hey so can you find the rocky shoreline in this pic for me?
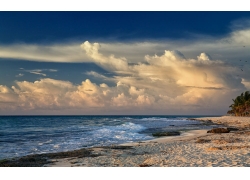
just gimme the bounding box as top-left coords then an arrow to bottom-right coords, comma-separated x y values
191,116 -> 250,130
1,116 -> 250,167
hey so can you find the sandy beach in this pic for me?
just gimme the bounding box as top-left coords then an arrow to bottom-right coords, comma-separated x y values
1,116 -> 250,167
43,116 -> 250,167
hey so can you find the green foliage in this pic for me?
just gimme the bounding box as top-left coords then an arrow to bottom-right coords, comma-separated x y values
227,91 -> 250,116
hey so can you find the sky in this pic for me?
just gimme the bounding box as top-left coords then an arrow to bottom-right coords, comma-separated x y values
1,11 -> 250,115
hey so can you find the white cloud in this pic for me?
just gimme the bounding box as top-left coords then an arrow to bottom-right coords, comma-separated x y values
197,53 -> 211,61
81,41 -> 129,72
1,24 -> 250,66
19,68 -> 58,77
0,45 -> 247,114
1,78 -> 150,113
0,85 -> 18,111
242,78 -> 250,90
86,71 -> 111,80
0,43 -> 87,62
16,73 -> 24,77
48,69 -> 58,72
1,21 -> 250,114
28,70 -> 47,76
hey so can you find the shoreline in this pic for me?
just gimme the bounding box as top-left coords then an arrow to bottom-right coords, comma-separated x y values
191,116 -> 250,129
121,129 -> 211,146
45,128 -> 216,167
0,128 -> 212,167
2,116 -> 250,167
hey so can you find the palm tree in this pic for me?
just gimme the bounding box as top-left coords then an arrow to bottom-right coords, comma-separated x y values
244,99 -> 250,116
228,91 -> 250,116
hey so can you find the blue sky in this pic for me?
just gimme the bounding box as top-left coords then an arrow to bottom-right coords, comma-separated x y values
1,12 -> 250,115
1,12 -> 250,43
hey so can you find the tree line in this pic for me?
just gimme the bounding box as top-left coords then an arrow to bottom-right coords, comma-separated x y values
227,91 -> 250,116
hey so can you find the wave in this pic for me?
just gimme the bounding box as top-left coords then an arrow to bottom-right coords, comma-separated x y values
88,122 -> 152,145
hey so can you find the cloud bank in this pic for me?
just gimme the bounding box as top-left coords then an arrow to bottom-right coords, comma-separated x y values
1,42 -> 248,114
1,21 -> 250,114
1,25 -> 250,65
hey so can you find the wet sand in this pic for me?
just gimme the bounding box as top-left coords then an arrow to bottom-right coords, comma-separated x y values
46,116 -> 250,167
2,116 -> 250,167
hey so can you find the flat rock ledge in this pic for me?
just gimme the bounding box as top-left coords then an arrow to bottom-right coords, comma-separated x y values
152,131 -> 180,137
207,128 -> 230,133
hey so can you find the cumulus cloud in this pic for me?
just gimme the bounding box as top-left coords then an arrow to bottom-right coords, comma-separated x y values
197,53 -> 211,61
1,20 -> 250,114
0,44 -> 247,114
81,41 -> 129,72
0,85 -> 18,102
1,24 -> 250,65
0,85 -> 19,111
0,78 -> 155,113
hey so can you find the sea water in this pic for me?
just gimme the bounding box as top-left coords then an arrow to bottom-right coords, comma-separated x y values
0,115 -> 219,160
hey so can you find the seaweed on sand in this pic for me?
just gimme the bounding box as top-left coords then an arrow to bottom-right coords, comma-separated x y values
152,131 -> 180,137
0,148 -> 101,167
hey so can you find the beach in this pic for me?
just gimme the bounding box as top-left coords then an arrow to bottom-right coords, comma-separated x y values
45,116 -> 250,167
2,116 -> 250,167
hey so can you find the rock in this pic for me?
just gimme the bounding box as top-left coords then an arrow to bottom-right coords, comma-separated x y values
207,128 -> 230,133
102,146 -> 133,150
203,120 -> 214,125
139,164 -> 151,167
169,125 -> 175,126
152,131 -> 180,137
109,146 -> 133,150
0,148 -> 101,167
195,139 -> 211,143
227,127 -> 239,131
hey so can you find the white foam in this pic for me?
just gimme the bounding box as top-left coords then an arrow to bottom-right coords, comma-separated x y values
0,116 -> 205,160
88,122 -> 152,144
53,145 -> 60,148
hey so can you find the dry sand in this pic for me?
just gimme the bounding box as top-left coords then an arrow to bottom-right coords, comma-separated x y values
193,116 -> 250,129
42,116 -> 250,167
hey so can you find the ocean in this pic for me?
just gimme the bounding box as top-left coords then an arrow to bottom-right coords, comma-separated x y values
0,115 -> 219,160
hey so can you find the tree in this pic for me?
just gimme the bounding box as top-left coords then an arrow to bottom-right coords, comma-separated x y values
227,91 -> 250,116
